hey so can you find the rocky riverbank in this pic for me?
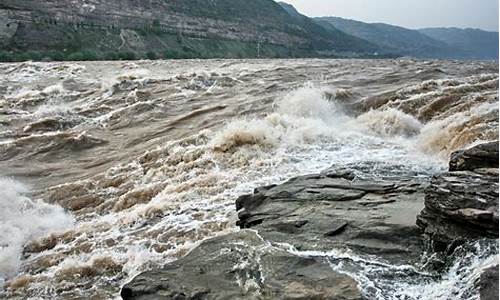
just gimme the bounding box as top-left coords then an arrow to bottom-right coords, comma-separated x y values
121,141 -> 499,300
417,141 -> 498,249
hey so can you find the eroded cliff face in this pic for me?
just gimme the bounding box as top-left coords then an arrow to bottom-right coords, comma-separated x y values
0,0 -> 376,58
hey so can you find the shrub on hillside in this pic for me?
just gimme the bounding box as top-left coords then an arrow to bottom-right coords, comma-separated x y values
67,50 -> 98,61
146,51 -> 157,60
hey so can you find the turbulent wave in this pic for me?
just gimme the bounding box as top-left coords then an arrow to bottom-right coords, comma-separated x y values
417,102 -> 499,157
0,178 -> 74,284
0,59 -> 497,299
212,84 -> 434,155
357,108 -> 423,137
211,85 -> 347,151
281,239 -> 498,300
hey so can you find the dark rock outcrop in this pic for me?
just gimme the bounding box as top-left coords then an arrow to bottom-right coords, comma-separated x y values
417,142 -> 499,249
235,173 -> 427,263
479,265 -> 499,300
449,141 -> 499,171
122,172 -> 429,299
121,230 -> 362,300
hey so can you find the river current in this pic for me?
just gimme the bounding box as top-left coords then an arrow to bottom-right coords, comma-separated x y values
0,59 -> 498,299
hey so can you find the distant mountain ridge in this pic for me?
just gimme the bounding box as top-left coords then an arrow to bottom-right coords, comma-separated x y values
0,1 -> 497,61
276,2 -> 383,57
316,16 -> 498,60
419,27 -> 499,60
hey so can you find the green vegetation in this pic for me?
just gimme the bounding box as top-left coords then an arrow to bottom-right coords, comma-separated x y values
66,50 -> 98,61
0,0 -> 389,62
0,50 -> 142,62
0,50 -> 60,62
0,28 -> 301,62
145,51 -> 157,60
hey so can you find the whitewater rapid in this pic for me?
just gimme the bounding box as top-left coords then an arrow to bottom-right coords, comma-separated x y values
0,59 -> 498,299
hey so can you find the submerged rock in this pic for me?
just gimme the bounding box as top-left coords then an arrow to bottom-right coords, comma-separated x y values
417,142 -> 499,250
121,230 -> 362,300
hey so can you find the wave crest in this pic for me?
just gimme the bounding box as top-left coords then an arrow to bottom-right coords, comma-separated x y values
211,85 -> 344,152
417,102 -> 499,157
357,108 -> 423,137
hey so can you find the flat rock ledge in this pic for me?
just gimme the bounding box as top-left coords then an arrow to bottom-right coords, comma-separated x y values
449,141 -> 499,172
121,230 -> 362,300
235,172 -> 427,263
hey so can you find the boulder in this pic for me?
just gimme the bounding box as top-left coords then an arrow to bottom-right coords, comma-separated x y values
449,141 -> 499,171
121,230 -> 362,300
479,265 -> 499,300
417,142 -> 499,249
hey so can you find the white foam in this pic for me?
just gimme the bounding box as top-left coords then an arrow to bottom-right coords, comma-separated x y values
211,84 -> 442,176
34,102 -> 72,117
211,85 -> 349,152
279,240 -> 498,300
6,88 -> 40,100
41,83 -> 65,95
0,178 -> 74,282
357,108 -> 423,137
274,84 -> 339,121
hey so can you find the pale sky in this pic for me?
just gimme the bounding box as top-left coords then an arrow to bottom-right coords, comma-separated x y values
282,0 -> 499,31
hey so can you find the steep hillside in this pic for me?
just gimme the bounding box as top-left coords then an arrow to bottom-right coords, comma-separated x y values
0,0 -> 379,61
316,16 -> 464,59
278,2 -> 384,57
278,2 -> 304,19
419,28 -> 499,60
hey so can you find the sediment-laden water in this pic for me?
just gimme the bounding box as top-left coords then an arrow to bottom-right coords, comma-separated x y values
0,59 -> 498,299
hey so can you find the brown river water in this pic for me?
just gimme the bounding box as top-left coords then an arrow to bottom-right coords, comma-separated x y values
0,59 -> 498,299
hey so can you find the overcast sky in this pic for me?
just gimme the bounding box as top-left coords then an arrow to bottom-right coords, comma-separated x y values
282,0 -> 499,31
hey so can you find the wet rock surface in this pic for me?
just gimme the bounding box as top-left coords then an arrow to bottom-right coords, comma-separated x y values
235,172 -> 427,263
417,142 -> 499,248
122,171 -> 430,299
479,265 -> 499,300
449,141 -> 499,171
121,230 -> 362,300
